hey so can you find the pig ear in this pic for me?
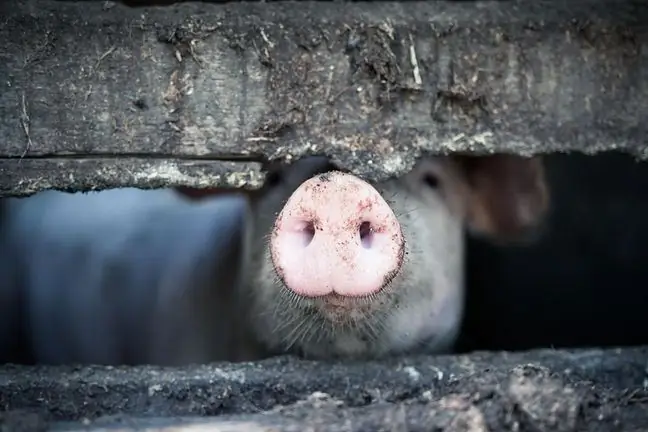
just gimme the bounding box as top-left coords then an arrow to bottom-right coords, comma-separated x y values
454,154 -> 550,241
173,187 -> 238,201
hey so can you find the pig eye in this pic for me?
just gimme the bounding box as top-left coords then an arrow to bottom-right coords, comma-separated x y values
422,173 -> 439,189
265,170 -> 283,188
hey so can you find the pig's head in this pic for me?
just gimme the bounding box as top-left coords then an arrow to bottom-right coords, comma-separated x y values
176,154 -> 548,360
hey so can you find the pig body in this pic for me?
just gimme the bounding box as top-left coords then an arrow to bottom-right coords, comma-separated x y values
0,188 -> 250,366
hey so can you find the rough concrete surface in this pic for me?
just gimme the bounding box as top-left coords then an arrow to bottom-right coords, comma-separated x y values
1,0 -> 648,194
0,347 -> 647,431
0,159 -> 264,196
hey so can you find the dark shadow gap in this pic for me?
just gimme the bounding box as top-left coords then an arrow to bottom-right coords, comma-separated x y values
459,151 -> 648,353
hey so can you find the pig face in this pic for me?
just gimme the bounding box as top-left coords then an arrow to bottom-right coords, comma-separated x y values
238,154 -> 548,360
175,154 -> 548,360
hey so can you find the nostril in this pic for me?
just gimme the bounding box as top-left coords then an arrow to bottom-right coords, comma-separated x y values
296,220 -> 316,247
359,221 -> 374,249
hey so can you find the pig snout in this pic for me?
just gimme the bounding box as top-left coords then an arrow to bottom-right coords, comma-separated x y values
270,171 -> 405,298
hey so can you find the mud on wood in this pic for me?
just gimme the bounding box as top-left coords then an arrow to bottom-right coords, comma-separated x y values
0,0 -> 647,194
0,347 -> 646,431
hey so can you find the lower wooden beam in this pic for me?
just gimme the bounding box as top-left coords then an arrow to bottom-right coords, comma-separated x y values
1,347 -> 646,431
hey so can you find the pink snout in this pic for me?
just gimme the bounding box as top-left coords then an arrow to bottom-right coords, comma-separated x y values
270,171 -> 404,298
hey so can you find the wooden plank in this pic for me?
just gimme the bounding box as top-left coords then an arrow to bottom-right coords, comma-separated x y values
0,158 -> 263,196
0,347 -> 646,431
1,0 -> 647,190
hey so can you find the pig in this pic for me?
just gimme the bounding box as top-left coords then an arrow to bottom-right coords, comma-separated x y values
178,154 -> 549,361
0,188 -> 251,366
1,153 -> 547,366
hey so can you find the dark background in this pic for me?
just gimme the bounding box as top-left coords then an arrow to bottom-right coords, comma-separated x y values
459,152 -> 648,353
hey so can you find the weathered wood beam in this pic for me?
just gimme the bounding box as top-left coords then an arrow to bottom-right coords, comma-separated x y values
1,0 -> 647,194
0,159 -> 263,195
1,347 -> 647,431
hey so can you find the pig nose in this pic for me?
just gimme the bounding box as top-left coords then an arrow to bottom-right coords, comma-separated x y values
270,171 -> 404,298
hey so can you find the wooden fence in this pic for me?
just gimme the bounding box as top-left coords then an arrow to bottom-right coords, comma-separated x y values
1,1 -> 648,430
